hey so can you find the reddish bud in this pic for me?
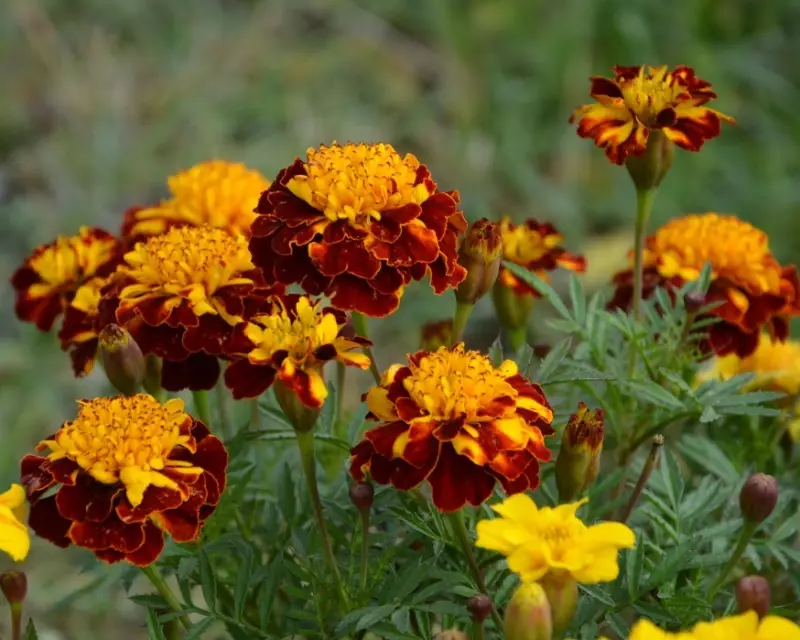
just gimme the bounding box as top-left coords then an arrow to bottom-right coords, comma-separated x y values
467,594 -> 493,622
420,320 -> 453,351
98,324 -> 145,395
0,571 -> 27,606
684,291 -> 707,314
740,473 -> 778,524
736,575 -> 771,619
555,403 -> 605,502
456,219 -> 502,305
349,482 -> 374,514
505,582 -> 553,640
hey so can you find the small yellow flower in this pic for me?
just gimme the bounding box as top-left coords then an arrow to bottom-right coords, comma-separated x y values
627,611 -> 800,640
475,494 -> 635,583
0,485 -> 30,562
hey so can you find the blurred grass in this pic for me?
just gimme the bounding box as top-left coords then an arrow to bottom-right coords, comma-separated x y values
1,0 -> 799,636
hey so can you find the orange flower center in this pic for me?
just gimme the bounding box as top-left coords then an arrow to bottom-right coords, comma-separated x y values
618,66 -> 686,125
500,218 -> 562,265
27,227 -> 117,298
118,226 -> 254,324
286,142 -> 431,226
402,345 -> 518,423
38,395 -> 201,507
130,161 -> 270,237
645,213 -> 783,295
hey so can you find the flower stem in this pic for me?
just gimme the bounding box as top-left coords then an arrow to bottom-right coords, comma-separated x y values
507,325 -> 528,352
295,429 -> 351,610
215,377 -> 231,439
445,510 -> 504,630
707,520 -> 759,599
451,302 -> 474,346
619,435 -> 664,523
359,509 -> 370,593
351,312 -> 381,383
141,565 -> 192,631
192,390 -> 211,428
629,187 -> 657,376
336,361 -> 346,428
250,398 -> 261,430
472,619 -> 485,640
8,603 -> 21,640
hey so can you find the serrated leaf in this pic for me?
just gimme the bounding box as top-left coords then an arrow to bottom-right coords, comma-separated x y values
502,261 -> 573,321
198,549 -> 217,612
537,338 -> 572,382
578,584 -> 615,606
677,435 -> 739,484
23,618 -> 38,640
773,511 -> 800,542
700,405 -> 720,423
234,545 -> 254,621
347,404 -> 369,445
355,605 -> 398,631
568,274 -> 586,325
320,380 -> 337,434
276,460 -> 296,523
622,380 -> 685,410
257,555 -> 283,629
660,450 -> 684,514
488,335 -> 504,366
185,617 -> 216,640
146,609 -> 168,640
626,530 -> 646,599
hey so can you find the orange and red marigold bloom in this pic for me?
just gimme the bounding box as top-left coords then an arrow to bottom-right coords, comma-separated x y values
100,224 -> 281,391
349,344 -> 554,512
121,160 -> 270,240
570,65 -> 734,165
249,142 -> 468,318
225,295 -> 371,406
21,395 -> 227,567
11,226 -> 121,333
58,277 -> 108,376
610,213 -> 800,357
497,216 -> 586,297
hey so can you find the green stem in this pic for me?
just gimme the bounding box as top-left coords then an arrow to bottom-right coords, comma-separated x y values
295,429 -> 351,610
192,390 -> 211,428
9,604 -> 21,640
619,435 -> 663,523
629,187 -> 657,376
445,510 -> 504,630
707,520 -> 759,599
507,325 -> 528,352
215,376 -> 231,439
335,361 -> 346,428
351,312 -> 381,384
359,510 -> 370,593
472,619 -> 485,640
451,302 -> 474,346
250,399 -> 261,430
141,565 -> 192,631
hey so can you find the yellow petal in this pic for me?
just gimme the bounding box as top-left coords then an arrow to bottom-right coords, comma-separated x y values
366,387 -> 397,421
0,484 -> 26,510
0,505 -> 29,562
582,521 -> 636,550
475,518 -> 531,555
506,545 -> 550,583
119,467 -> 179,508
759,615 -> 800,640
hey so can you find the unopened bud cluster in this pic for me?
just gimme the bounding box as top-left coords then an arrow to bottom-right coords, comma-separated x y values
555,403 -> 605,502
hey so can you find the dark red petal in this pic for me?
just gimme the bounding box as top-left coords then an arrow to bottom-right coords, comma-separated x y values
69,515 -> 146,554
124,521 -> 165,567
161,353 -> 220,391
427,444 -> 496,512
328,274 -> 402,318
28,495 -> 72,548
116,486 -> 185,523
56,477 -> 120,522
224,359 -> 277,399
20,455 -> 54,496
151,507 -> 201,543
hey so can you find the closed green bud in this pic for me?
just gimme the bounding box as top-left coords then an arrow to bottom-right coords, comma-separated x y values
555,403 -> 605,503
540,573 -> 578,638
98,324 -> 145,395
626,130 -> 674,191
274,379 -> 320,433
456,219 -> 502,305
505,582 -> 553,640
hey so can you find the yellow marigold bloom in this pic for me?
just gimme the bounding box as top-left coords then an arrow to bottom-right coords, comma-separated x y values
122,160 -> 270,238
570,65 -> 734,164
225,294 -> 371,406
611,214 -> 800,358
628,611 -> 800,640
0,485 -> 30,562
475,494 -> 635,583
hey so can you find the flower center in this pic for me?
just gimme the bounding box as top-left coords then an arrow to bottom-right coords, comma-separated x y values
646,214 -> 782,295
500,218 -> 563,265
132,161 -> 269,236
286,142 -> 431,225
244,297 -> 339,366
40,396 -> 193,489
28,227 -> 117,296
119,226 -> 254,322
619,66 -> 685,125
403,345 -> 518,422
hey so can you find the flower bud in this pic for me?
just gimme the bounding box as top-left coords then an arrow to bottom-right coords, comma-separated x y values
505,582 -> 553,640
739,473 -> 778,524
492,280 -> 534,330
98,324 -> 145,395
455,219 -> 502,305
435,631 -> 468,640
274,379 -> 320,433
540,573 -> 578,638
467,594 -> 493,622
736,575 -> 771,619
684,291 -> 706,315
420,320 -> 453,351
349,482 -> 374,514
0,571 -> 27,607
625,130 -> 674,191
555,403 -> 605,503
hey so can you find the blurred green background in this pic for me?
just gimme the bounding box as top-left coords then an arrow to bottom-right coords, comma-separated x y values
1,0 -> 799,636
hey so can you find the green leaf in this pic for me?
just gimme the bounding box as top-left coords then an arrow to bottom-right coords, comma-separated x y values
185,617 -> 216,640
198,549 -> 217,612
621,380 -> 684,410
626,530 -> 646,599
774,511 -> 800,542
234,544 -> 254,621
320,380 -> 337,434
660,450 -> 685,514
537,338 -> 572,382
146,609 -> 168,640
276,460 -> 296,523
22,619 -> 38,640
257,555 -> 283,629
568,274 -> 586,325
488,335 -> 504,367
677,435 -> 739,484
347,404 -> 369,445
502,261 -> 573,322
355,604 -> 398,631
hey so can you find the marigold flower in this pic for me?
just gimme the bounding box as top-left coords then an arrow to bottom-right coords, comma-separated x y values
21,395 -> 227,567
121,160 -> 270,239
496,217 -> 586,298
224,295 -> 371,406
249,142 -> 468,317
101,225 -> 280,391
610,214 -> 800,358
628,611 -> 800,640
0,485 -> 30,563
11,227 -> 121,332
475,494 -> 635,584
349,344 -> 554,512
570,65 -> 734,165
58,277 -> 108,376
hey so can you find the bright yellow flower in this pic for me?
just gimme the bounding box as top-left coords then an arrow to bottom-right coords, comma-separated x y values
0,485 -> 30,562
475,494 -> 635,583
628,611 -> 800,640
123,160 -> 270,238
